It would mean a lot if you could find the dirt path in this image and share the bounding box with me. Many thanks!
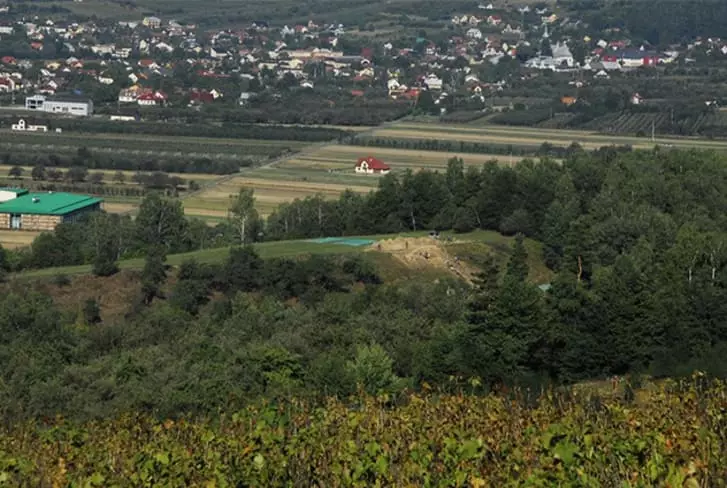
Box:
[371,236,478,283]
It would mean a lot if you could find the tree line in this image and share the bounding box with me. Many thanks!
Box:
[353,135,619,159]
[1,147,250,175]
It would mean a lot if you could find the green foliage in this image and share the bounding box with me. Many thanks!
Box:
[141,245,167,303]
[0,377,723,486]
[506,233,529,282]
[83,298,101,325]
[345,343,400,395]
[135,193,190,253]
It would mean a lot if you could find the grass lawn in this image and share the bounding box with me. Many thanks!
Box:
[16,230,551,283]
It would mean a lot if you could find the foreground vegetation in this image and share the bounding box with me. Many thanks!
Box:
[0,376,724,486]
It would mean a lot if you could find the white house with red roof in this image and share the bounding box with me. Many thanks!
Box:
[355,156,391,175]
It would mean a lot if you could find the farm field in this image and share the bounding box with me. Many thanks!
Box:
[374,122,727,151]
[183,169,376,219]
[183,143,522,221]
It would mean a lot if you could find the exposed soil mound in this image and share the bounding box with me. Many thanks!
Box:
[371,237,478,283]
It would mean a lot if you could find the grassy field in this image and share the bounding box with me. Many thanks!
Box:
[0,230,40,249]
[374,122,727,151]
[16,229,550,282]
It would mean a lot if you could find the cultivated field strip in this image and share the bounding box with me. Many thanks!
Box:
[282,145,516,171]
[183,172,376,218]
[376,123,727,151]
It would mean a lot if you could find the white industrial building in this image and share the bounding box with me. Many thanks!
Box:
[25,95,94,117]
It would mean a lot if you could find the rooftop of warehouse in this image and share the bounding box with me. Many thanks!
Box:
[0,192,102,215]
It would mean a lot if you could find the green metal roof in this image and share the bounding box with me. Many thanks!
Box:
[0,192,102,216]
[0,188,29,195]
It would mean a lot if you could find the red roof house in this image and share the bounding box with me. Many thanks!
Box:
[355,156,391,175]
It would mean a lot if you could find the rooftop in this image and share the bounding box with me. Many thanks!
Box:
[0,192,102,215]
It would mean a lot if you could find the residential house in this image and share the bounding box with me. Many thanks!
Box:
[0,77,16,92]
[143,16,162,29]
[355,156,390,175]
[424,74,443,90]
[466,28,483,40]
[239,91,256,106]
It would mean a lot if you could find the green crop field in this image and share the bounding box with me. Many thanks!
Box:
[373,122,727,151]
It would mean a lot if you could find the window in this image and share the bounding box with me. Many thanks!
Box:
[10,214,21,229]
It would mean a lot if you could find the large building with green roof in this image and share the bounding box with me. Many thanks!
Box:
[0,190,102,231]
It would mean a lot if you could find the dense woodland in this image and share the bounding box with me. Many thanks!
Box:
[0,147,726,420]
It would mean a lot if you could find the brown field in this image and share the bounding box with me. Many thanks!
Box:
[0,230,41,249]
[103,202,137,214]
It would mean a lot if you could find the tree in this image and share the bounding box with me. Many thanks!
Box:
[225,246,263,292]
[66,166,88,183]
[46,168,63,182]
[141,244,167,304]
[468,253,501,326]
[345,343,400,395]
[82,298,101,324]
[229,188,259,244]
[91,214,119,277]
[31,165,46,181]
[170,279,209,315]
[506,233,529,282]
[8,166,23,179]
[112,171,126,184]
[89,172,105,185]
[134,193,189,252]
[0,244,6,282]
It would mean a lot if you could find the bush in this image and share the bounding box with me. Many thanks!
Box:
[52,273,71,287]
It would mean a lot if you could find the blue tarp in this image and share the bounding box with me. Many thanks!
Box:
[307,237,375,247]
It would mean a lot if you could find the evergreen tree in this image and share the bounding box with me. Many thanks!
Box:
[506,233,529,282]
[141,245,167,304]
